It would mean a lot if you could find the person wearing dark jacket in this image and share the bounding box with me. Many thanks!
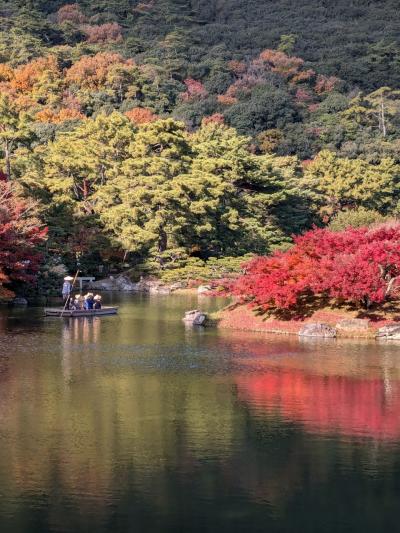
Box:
[84,293,94,310]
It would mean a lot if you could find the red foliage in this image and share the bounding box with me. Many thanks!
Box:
[225,74,261,99]
[180,78,208,101]
[295,88,313,104]
[202,113,225,125]
[315,74,340,94]
[228,60,247,76]
[83,23,123,44]
[259,49,304,79]
[231,224,400,310]
[236,368,400,441]
[308,103,320,113]
[0,183,47,292]
[217,94,238,106]
[56,4,87,24]
[61,92,83,112]
[125,107,158,125]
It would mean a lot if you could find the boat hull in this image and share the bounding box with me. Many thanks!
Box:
[44,307,118,317]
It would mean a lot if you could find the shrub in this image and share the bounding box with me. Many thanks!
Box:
[231,223,400,310]
[329,207,390,231]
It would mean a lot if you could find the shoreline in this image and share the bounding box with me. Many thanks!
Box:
[212,303,400,340]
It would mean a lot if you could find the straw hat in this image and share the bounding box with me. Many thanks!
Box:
[84,292,94,299]
[64,276,74,281]
[94,295,102,301]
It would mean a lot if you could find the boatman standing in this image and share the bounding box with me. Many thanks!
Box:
[62,275,74,308]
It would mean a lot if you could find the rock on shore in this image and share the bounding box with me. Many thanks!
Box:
[335,318,370,331]
[376,324,400,339]
[183,310,208,326]
[298,323,337,338]
[90,275,183,293]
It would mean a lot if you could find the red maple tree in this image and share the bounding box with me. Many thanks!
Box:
[180,78,208,101]
[231,223,400,310]
[0,183,47,297]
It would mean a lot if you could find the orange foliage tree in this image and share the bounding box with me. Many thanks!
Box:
[202,113,225,125]
[125,107,158,125]
[56,3,87,24]
[35,108,85,124]
[65,52,134,90]
[259,49,304,79]
[84,23,123,44]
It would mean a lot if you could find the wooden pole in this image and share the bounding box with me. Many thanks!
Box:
[60,270,79,318]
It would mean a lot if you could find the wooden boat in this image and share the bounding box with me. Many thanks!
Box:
[44,307,118,317]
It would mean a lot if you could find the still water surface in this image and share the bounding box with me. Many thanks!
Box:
[1,293,400,532]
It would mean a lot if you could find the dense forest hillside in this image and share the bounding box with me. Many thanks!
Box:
[1,0,400,90]
[0,1,399,299]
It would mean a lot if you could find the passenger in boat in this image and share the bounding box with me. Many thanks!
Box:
[84,293,94,310]
[62,276,74,308]
[71,295,83,310]
[93,295,102,309]
[70,296,79,310]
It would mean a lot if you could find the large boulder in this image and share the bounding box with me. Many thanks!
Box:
[299,323,337,338]
[183,309,208,326]
[376,324,400,339]
[336,318,370,331]
[91,275,183,293]
[115,275,140,292]
[91,275,140,292]
[90,276,117,291]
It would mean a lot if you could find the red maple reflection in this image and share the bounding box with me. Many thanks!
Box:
[236,369,400,441]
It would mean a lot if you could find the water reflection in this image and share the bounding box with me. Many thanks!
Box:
[236,368,400,441]
[1,295,400,532]
[210,330,400,441]
[61,317,101,381]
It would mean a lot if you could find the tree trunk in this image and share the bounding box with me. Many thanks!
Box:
[362,295,372,309]
[379,96,387,137]
[158,229,167,253]
[4,142,11,180]
[157,228,168,267]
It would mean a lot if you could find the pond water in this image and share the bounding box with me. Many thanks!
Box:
[1,293,400,532]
